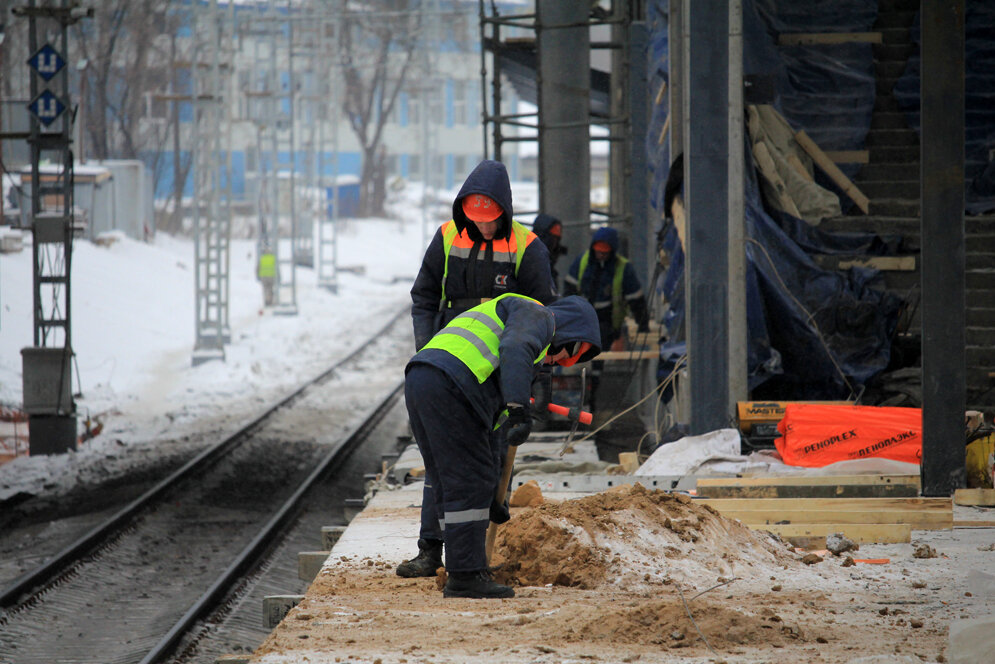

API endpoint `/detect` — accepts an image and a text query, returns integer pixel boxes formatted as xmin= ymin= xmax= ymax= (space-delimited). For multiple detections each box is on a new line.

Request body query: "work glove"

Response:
xmin=489 ymin=494 xmax=511 ymax=524
xmin=505 ymin=403 xmax=532 ymax=447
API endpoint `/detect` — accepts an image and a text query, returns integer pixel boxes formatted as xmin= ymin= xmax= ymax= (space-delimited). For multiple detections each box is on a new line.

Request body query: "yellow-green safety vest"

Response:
xmin=577 ymin=251 xmax=628 ymax=330
xmin=257 ymin=253 xmax=277 ymax=278
xmin=421 ymin=292 xmax=549 ymax=384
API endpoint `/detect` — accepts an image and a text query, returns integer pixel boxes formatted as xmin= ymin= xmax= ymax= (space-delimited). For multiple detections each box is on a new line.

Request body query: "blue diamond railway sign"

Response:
xmin=28 ymin=44 xmax=66 ymax=81
xmin=27 ymin=90 xmax=67 ymax=127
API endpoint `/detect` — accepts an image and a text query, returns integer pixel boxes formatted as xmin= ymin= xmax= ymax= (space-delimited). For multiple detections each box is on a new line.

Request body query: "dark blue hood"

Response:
xmin=532 ymin=213 xmax=561 ymax=241
xmin=453 ymin=160 xmax=514 ymax=240
xmin=547 ymin=295 xmax=602 ymax=360
xmin=591 ymin=226 xmax=619 ymax=253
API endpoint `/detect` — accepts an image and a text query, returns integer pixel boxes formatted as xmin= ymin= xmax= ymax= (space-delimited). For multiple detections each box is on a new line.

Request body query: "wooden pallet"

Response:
xmin=695 ymin=474 xmax=920 ymax=499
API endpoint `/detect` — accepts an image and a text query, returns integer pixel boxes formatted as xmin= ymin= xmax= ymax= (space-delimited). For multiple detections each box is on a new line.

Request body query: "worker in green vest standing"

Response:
xmin=404 ymin=293 xmax=601 ymax=598
xmin=564 ymin=226 xmax=649 ymax=349
xmin=257 ymin=249 xmax=277 ymax=306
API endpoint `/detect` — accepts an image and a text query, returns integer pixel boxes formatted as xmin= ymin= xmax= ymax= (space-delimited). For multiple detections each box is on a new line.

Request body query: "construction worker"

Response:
xmin=404 ymin=293 xmax=601 ymax=598
xmin=257 ymin=249 xmax=277 ymax=306
xmin=400 ymin=159 xmax=556 ymax=579
xmin=531 ymin=212 xmax=567 ymax=287
xmin=564 ymin=226 xmax=649 ymax=349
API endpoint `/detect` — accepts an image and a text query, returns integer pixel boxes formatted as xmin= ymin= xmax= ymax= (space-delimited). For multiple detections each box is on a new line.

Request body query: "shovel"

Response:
xmin=485 ymin=401 xmax=592 ymax=564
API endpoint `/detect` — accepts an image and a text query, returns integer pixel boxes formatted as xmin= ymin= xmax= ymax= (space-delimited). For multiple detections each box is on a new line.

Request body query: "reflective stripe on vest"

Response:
xmin=577 ymin=251 xmax=628 ymax=331
xmin=439 ymin=220 xmax=536 ymax=307
xmin=421 ymin=292 xmax=549 ymax=383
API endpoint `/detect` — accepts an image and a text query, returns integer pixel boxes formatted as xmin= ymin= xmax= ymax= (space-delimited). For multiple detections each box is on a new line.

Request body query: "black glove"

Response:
xmin=489 ymin=494 xmax=511 ymax=524
xmin=505 ymin=403 xmax=532 ymax=447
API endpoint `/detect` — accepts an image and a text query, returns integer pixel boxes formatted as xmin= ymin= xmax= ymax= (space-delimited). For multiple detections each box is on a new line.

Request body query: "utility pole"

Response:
xmin=15 ymin=0 xmax=92 ymax=455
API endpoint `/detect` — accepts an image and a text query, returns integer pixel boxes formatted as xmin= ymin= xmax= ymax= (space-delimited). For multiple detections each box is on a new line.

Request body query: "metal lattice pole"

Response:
xmin=16 ymin=0 xmax=91 ymax=454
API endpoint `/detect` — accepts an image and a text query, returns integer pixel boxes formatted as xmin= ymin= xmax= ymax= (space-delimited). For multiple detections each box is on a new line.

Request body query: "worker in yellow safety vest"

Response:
xmin=403 ymin=293 xmax=601 ymax=597
xmin=400 ymin=159 xmax=557 ymax=579
xmin=257 ymin=250 xmax=277 ymax=306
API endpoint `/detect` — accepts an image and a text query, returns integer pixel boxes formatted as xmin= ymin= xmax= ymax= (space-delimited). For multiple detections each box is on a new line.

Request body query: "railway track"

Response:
xmin=0 ymin=308 xmax=413 ymax=663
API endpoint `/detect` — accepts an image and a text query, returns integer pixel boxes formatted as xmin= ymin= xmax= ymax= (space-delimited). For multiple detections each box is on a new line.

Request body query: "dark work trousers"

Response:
xmin=405 ymin=364 xmax=502 ymax=573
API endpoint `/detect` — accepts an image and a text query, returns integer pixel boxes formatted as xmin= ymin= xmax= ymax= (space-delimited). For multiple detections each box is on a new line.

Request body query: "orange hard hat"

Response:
xmin=592 ymin=241 xmax=612 ymax=253
xmin=462 ymin=193 xmax=503 ymax=222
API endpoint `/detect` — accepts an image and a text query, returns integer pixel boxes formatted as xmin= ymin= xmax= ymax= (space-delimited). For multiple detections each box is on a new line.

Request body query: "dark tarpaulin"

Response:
xmin=658 ymin=171 xmax=902 ymax=400
xmin=652 ymin=0 xmax=900 ymax=401
xmin=893 ymin=1 xmax=995 ymax=214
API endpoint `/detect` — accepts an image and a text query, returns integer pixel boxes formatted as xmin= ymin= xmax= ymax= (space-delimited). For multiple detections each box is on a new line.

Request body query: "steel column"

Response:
xmin=919 ymin=0 xmax=966 ymax=496
xmin=683 ymin=0 xmax=730 ymax=434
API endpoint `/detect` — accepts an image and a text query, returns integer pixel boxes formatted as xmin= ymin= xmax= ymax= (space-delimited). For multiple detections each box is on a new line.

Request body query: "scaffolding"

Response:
xmin=477 ymin=0 xmax=649 ymax=283
xmin=189 ymin=0 xmax=235 ymax=365
xmin=241 ymin=0 xmax=298 ymax=315
xmin=313 ymin=4 xmax=341 ymax=293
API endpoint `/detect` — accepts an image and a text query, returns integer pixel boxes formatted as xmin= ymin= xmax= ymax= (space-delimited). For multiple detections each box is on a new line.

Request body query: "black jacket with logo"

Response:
xmin=410 ymin=160 xmax=556 ymax=350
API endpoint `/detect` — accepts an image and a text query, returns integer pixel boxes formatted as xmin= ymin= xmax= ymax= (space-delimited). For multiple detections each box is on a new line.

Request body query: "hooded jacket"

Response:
xmin=564 ymin=226 xmax=647 ymax=343
xmin=407 ymin=294 xmax=601 ymax=427
xmin=410 ymin=160 xmax=556 ymax=350
xmin=532 ymin=212 xmax=566 ymax=283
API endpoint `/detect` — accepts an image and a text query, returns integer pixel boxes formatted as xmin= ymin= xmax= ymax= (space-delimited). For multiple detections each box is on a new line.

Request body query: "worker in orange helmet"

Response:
xmin=564 ymin=226 xmax=648 ymax=350
xmin=402 ymin=159 xmax=556 ymax=579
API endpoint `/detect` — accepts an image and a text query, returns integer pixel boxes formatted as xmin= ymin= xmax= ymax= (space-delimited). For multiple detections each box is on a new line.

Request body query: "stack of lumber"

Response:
xmin=695 ymin=474 xmax=952 ymax=548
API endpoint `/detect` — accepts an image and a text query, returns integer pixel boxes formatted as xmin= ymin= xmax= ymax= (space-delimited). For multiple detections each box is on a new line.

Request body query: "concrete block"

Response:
xmin=949 ymin=615 xmax=995 ymax=664
xmin=321 ymin=525 xmax=347 ymax=551
xmin=297 ymin=551 xmax=330 ymax=583
xmin=262 ymin=594 xmax=304 ymax=630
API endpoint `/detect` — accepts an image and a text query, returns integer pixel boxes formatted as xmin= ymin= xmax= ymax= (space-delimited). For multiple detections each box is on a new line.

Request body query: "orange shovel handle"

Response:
xmin=533 ymin=400 xmax=593 ymax=425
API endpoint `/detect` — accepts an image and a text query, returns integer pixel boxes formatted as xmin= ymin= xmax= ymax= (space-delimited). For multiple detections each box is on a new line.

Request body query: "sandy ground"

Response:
xmin=249 ymin=484 xmax=994 ymax=664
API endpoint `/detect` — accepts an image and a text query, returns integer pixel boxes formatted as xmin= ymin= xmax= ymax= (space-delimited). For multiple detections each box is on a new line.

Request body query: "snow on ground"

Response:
xmin=0 ymin=192 xmax=446 ymax=501
xmin=0 ymin=179 xmax=551 ymax=502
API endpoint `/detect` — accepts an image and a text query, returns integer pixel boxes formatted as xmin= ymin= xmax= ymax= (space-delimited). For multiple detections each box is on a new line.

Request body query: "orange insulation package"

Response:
xmin=775 ymin=404 xmax=922 ymax=467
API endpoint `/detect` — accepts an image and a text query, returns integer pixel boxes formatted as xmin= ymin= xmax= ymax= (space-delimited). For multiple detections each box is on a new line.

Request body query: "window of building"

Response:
xmin=452 ymin=80 xmax=466 ymax=125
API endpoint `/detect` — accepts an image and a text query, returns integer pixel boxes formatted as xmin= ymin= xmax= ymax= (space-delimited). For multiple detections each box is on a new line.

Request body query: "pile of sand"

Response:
xmin=493 ymin=483 xmax=819 ymax=592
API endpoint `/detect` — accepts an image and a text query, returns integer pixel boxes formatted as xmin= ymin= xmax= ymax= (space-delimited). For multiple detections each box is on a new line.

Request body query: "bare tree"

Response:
xmin=72 ymin=0 xmax=173 ymax=160
xmin=337 ymin=1 xmax=421 ymax=217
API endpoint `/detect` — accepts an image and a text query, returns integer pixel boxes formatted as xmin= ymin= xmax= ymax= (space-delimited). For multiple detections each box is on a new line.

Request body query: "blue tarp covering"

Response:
xmin=745 ymin=0 xmax=876 ymax=187
xmin=658 ymin=163 xmax=902 ymax=400
xmin=893 ymin=1 xmax=995 ymax=214
xmin=649 ymin=0 xmax=902 ymax=402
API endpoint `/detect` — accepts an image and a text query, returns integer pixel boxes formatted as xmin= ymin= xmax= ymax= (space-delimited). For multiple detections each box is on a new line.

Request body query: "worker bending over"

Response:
xmin=401 ymin=159 xmax=556 ymax=579
xmin=404 ymin=293 xmax=601 ymax=598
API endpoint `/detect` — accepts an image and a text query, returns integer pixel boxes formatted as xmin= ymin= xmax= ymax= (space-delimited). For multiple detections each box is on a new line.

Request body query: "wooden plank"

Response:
xmin=697 ymin=474 xmax=920 ymax=488
xmin=824 ymin=150 xmax=869 ymax=164
xmin=697 ymin=484 xmax=921 ymax=499
xmin=954 ymin=488 xmax=995 ymax=506
xmin=753 ymin=141 xmax=803 ymax=217
xmin=597 ymin=350 xmax=658 ymax=361
xmin=699 ymin=497 xmax=951 ymax=511
xmin=778 ymin=32 xmax=883 ymax=46
xmin=795 ymin=130 xmax=870 ymax=213
xmin=714 ymin=509 xmax=951 ymax=530
xmin=836 ymin=256 xmax=917 ymax=271
xmin=751 ymin=522 xmax=912 ymax=545
xmin=786 ymin=153 xmax=814 ymax=182
xmin=953 ymin=520 xmax=995 ymax=528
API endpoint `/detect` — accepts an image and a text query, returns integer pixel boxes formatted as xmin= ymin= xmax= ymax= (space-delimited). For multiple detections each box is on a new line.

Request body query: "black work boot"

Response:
xmin=443 ymin=569 xmax=515 ymax=598
xmin=395 ymin=538 xmax=443 ymax=578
